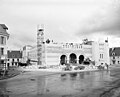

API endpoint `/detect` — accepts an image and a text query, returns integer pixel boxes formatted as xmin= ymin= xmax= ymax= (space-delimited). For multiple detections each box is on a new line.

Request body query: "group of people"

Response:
xmin=98 ymin=63 xmax=109 ymax=70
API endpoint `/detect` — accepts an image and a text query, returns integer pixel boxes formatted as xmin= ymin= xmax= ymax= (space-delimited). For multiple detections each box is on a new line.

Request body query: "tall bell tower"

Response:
xmin=37 ymin=25 xmax=44 ymax=65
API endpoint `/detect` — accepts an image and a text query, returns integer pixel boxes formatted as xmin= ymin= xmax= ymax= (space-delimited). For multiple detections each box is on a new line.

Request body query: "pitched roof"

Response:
xmin=109 ymin=47 xmax=120 ymax=56
xmin=7 ymin=50 xmax=22 ymax=58
xmin=0 ymin=24 xmax=8 ymax=30
xmin=0 ymin=24 xmax=9 ymax=37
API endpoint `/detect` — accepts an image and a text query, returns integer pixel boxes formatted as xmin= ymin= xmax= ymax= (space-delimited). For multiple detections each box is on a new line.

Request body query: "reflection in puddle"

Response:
xmin=0 ymin=70 xmax=112 ymax=97
xmin=86 ymin=71 xmax=90 ymax=75
xmin=61 ymin=76 xmax=67 ymax=81
xmin=79 ymin=72 xmax=85 ymax=79
xmin=70 ymin=73 xmax=77 ymax=80
xmin=45 ymin=71 xmax=112 ymax=95
xmin=37 ymin=76 xmax=47 ymax=95
xmin=70 ymin=73 xmax=77 ymax=77
xmin=30 ymin=79 xmax=35 ymax=81
xmin=61 ymin=74 xmax=66 ymax=77
xmin=0 ymin=81 xmax=10 ymax=97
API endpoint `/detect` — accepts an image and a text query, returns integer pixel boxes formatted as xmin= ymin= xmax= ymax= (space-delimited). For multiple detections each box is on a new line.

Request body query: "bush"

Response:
xmin=74 ymin=66 xmax=85 ymax=70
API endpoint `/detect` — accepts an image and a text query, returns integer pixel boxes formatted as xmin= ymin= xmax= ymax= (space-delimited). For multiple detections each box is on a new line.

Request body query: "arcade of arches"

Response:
xmin=60 ymin=53 xmax=84 ymax=65
xmin=60 ymin=55 xmax=67 ymax=65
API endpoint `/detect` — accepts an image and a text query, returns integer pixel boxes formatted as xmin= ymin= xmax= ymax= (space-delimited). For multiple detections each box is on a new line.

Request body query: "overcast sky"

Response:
xmin=0 ymin=0 xmax=120 ymax=49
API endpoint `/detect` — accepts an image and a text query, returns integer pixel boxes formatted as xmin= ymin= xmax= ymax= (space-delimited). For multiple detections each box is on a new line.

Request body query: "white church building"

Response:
xmin=23 ymin=27 xmax=110 ymax=66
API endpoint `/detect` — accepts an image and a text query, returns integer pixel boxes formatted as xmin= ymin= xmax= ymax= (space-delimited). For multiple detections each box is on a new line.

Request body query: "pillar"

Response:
xmin=77 ymin=55 xmax=79 ymax=64
xmin=67 ymin=55 xmax=69 ymax=63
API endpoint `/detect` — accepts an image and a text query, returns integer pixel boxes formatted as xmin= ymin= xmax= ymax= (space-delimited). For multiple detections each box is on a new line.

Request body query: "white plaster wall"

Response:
xmin=27 ymin=41 xmax=109 ymax=66
xmin=110 ymin=56 xmax=120 ymax=65
xmin=104 ymin=43 xmax=110 ymax=65
xmin=7 ymin=58 xmax=22 ymax=66
xmin=0 ymin=35 xmax=8 ymax=59
xmin=92 ymin=41 xmax=110 ymax=65
xmin=92 ymin=42 xmax=100 ymax=65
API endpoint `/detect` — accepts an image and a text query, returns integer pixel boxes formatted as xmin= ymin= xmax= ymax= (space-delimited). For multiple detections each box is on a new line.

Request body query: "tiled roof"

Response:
xmin=109 ymin=47 xmax=120 ymax=56
xmin=0 ymin=24 xmax=9 ymax=37
xmin=0 ymin=24 xmax=8 ymax=29
xmin=7 ymin=50 xmax=22 ymax=58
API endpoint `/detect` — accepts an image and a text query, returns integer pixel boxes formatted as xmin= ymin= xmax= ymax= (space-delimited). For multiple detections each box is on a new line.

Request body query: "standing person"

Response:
xmin=105 ymin=63 xmax=109 ymax=70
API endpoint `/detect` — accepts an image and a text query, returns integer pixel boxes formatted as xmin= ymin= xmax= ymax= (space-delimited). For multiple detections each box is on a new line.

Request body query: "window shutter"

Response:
xmin=4 ymin=37 xmax=6 ymax=45
xmin=0 ymin=36 xmax=1 ymax=44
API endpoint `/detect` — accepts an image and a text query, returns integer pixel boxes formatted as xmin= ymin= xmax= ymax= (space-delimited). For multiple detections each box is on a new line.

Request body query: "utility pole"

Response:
xmin=0 ymin=50 xmax=1 ymax=71
xmin=37 ymin=24 xmax=44 ymax=66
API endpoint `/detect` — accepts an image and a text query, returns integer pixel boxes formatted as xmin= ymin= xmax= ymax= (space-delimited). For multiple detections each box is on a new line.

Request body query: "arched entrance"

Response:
xmin=79 ymin=55 xmax=84 ymax=64
xmin=69 ymin=53 xmax=77 ymax=64
xmin=60 ymin=55 xmax=67 ymax=65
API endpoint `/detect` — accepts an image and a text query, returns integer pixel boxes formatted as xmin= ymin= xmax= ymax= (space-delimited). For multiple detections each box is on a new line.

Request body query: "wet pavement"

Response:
xmin=0 ymin=65 xmax=120 ymax=97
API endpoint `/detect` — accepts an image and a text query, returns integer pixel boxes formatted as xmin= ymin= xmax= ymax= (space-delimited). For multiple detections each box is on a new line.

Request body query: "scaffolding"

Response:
xmin=37 ymin=25 xmax=44 ymax=65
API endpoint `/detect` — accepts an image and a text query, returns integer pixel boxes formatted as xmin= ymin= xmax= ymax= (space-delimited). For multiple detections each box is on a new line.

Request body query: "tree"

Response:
xmin=46 ymin=39 xmax=50 ymax=44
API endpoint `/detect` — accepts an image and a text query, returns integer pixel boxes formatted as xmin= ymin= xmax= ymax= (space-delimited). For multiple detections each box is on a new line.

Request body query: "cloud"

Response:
xmin=1 ymin=0 xmax=120 ymax=49
xmin=76 ymin=0 xmax=120 ymax=37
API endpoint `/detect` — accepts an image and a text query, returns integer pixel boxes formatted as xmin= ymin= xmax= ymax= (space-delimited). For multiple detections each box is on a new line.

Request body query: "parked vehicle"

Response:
xmin=18 ymin=62 xmax=28 ymax=67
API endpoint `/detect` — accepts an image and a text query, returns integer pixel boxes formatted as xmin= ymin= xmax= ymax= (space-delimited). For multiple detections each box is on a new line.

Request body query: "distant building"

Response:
xmin=0 ymin=24 xmax=9 ymax=69
xmin=22 ymin=45 xmax=33 ymax=63
xmin=109 ymin=47 xmax=120 ymax=65
xmin=28 ymin=41 xmax=110 ymax=66
xmin=26 ymin=27 xmax=110 ymax=66
xmin=7 ymin=50 xmax=22 ymax=66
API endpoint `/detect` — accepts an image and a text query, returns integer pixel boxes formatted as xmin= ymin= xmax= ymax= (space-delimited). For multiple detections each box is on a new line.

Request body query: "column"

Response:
xmin=77 ymin=55 xmax=79 ymax=64
xmin=67 ymin=55 xmax=69 ymax=64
